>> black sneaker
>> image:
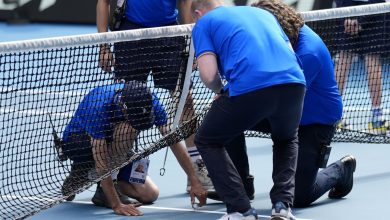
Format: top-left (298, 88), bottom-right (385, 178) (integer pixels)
top-left (271, 202), bottom-right (296, 220)
top-left (328, 155), bottom-right (356, 199)
top-left (91, 182), bottom-right (142, 208)
top-left (62, 162), bottom-right (93, 201)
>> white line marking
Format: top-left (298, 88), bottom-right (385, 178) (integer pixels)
top-left (71, 201), bottom-right (313, 220)
top-left (1, 194), bottom-right (57, 202)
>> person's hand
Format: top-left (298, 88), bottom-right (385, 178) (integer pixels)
top-left (189, 181), bottom-right (207, 208)
top-left (344, 19), bottom-right (361, 35)
top-left (112, 203), bottom-right (143, 216)
top-left (99, 44), bottom-right (115, 72)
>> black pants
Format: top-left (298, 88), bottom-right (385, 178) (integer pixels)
top-left (114, 19), bottom-right (187, 92)
top-left (226, 122), bottom-right (342, 207)
top-left (194, 84), bottom-right (305, 213)
top-left (294, 124), bottom-right (341, 207)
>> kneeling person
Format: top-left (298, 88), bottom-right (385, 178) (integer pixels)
top-left (61, 80), bottom-right (206, 216)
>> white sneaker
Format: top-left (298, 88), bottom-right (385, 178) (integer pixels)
top-left (271, 202), bottom-right (296, 220)
top-left (218, 208), bottom-right (258, 220)
top-left (186, 158), bottom-right (215, 192)
top-left (217, 212), bottom-right (257, 220)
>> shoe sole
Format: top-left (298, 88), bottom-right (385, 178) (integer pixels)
top-left (270, 217), bottom-right (289, 220)
top-left (328, 155), bottom-right (356, 199)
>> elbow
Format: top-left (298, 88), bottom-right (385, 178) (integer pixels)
top-left (200, 73), bottom-right (215, 85)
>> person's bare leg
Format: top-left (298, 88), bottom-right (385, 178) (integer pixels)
top-left (365, 54), bottom-right (384, 130)
top-left (335, 51), bottom-right (355, 95)
top-left (182, 91), bottom-right (197, 150)
top-left (118, 176), bottom-right (159, 203)
top-left (335, 51), bottom-right (355, 128)
top-left (365, 54), bottom-right (382, 108)
top-left (179, 92), bottom-right (215, 192)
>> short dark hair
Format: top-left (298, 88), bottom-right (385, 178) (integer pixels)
top-left (121, 81), bottom-right (155, 131)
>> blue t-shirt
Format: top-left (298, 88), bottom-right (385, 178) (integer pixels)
top-left (63, 84), bottom-right (167, 141)
top-left (294, 25), bottom-right (343, 125)
top-left (192, 6), bottom-right (305, 96)
top-left (125, 0), bottom-right (178, 27)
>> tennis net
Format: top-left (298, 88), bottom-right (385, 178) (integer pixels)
top-left (1, 2), bottom-right (390, 219)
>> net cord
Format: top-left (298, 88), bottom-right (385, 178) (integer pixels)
top-left (303, 2), bottom-right (390, 22)
top-left (0, 24), bottom-right (194, 54)
top-left (1, 3), bottom-right (390, 54)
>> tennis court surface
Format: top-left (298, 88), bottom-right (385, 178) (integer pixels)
top-left (27, 138), bottom-right (390, 220)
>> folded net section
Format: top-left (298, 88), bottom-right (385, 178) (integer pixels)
top-left (0, 25), bottom-right (193, 219)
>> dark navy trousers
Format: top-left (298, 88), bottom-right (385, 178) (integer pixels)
top-left (226, 121), bottom-right (343, 207)
top-left (195, 84), bottom-right (305, 213)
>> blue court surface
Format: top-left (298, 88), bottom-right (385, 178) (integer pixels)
top-left (1, 22), bottom-right (390, 220)
top-left (26, 139), bottom-right (390, 220)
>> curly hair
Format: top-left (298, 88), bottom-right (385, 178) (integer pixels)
top-left (251, 0), bottom-right (304, 46)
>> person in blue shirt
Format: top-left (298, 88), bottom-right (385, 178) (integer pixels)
top-left (334, 0), bottom-right (388, 133)
top-left (191, 0), bottom-right (306, 219)
top-left (96, 0), bottom-right (215, 196)
top-left (222, 0), bottom-right (357, 210)
top-left (61, 81), bottom-right (207, 216)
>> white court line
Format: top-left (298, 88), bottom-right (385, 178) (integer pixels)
top-left (0, 87), bottom-right (86, 97)
top-left (71, 201), bottom-right (313, 220)
top-left (1, 194), bottom-right (57, 202)
top-left (0, 107), bottom-right (72, 117)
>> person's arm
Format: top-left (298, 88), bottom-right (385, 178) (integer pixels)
top-left (96, 0), bottom-right (110, 33)
top-left (96, 0), bottom-right (114, 72)
top-left (169, 141), bottom-right (207, 206)
top-left (157, 125), bottom-right (207, 206)
top-left (92, 138), bottom-right (143, 216)
top-left (197, 53), bottom-right (223, 94)
top-left (177, 0), bottom-right (194, 24)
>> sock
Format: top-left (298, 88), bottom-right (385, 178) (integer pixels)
top-left (187, 146), bottom-right (201, 162)
top-left (111, 170), bottom-right (119, 181)
top-left (372, 106), bottom-right (383, 124)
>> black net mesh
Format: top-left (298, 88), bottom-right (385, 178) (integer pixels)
top-left (0, 34), bottom-right (192, 219)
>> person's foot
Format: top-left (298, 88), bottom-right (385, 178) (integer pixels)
top-left (271, 202), bottom-right (296, 220)
top-left (337, 119), bottom-right (352, 130)
top-left (91, 182), bottom-right (141, 208)
top-left (186, 159), bottom-right (215, 193)
top-left (62, 162), bottom-right (93, 201)
top-left (217, 207), bottom-right (258, 220)
top-left (328, 155), bottom-right (357, 199)
top-left (368, 120), bottom-right (389, 135)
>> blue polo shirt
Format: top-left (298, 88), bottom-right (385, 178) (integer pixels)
top-left (295, 25), bottom-right (343, 125)
top-left (125, 0), bottom-right (178, 27)
top-left (63, 84), bottom-right (167, 141)
top-left (192, 6), bottom-right (305, 96)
